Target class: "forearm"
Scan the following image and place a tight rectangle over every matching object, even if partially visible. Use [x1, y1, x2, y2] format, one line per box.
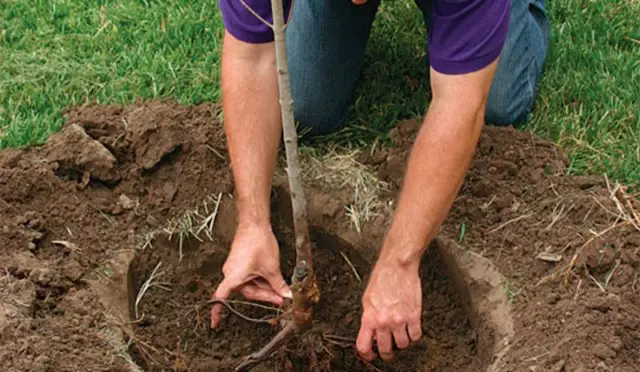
[221, 33, 281, 228]
[380, 100, 483, 266]
[379, 63, 498, 268]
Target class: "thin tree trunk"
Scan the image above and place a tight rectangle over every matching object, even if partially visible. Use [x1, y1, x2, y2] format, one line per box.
[270, 0, 312, 272]
[270, 0, 318, 328]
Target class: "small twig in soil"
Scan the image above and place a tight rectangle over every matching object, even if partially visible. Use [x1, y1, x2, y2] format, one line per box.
[481, 194, 498, 210]
[573, 279, 583, 300]
[545, 202, 573, 231]
[51, 240, 81, 252]
[355, 353, 384, 372]
[632, 273, 639, 293]
[624, 195, 640, 231]
[135, 261, 171, 319]
[234, 322, 298, 371]
[205, 144, 226, 160]
[209, 300, 279, 326]
[339, 250, 362, 282]
[197, 192, 223, 241]
[535, 220, 628, 287]
[142, 231, 157, 250]
[134, 338, 164, 367]
[488, 214, 533, 234]
[587, 269, 606, 292]
[523, 347, 551, 362]
[603, 259, 621, 289]
[562, 220, 626, 287]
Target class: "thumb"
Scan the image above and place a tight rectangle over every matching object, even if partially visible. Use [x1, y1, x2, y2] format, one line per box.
[265, 273, 292, 299]
[210, 278, 235, 329]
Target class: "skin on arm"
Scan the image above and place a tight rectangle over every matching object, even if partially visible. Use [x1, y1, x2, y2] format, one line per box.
[221, 32, 280, 229]
[211, 32, 292, 328]
[356, 58, 500, 361]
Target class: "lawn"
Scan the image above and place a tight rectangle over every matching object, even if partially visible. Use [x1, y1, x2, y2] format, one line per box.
[1, 0, 639, 186]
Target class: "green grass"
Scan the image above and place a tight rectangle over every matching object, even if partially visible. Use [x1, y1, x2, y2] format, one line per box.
[0, 0, 224, 146]
[1, 0, 639, 186]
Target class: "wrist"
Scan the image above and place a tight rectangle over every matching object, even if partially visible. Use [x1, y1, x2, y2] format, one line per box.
[237, 204, 271, 231]
[377, 236, 422, 273]
[377, 222, 431, 272]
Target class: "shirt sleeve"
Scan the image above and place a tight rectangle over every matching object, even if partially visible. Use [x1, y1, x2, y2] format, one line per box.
[219, 0, 293, 44]
[429, 0, 510, 75]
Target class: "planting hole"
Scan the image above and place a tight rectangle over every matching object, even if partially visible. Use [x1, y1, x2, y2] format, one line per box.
[126, 192, 491, 371]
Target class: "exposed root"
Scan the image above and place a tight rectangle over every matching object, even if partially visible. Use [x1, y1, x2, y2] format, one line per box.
[206, 299, 282, 313]
[208, 300, 279, 326]
[235, 322, 298, 371]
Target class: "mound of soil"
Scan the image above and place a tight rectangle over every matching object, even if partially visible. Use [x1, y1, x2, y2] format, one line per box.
[1, 101, 232, 371]
[1, 101, 638, 372]
[366, 119, 640, 371]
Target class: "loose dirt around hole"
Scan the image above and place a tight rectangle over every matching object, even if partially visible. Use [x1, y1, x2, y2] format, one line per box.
[1, 101, 638, 371]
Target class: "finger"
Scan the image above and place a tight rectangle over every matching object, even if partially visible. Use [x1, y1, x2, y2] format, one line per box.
[392, 325, 410, 349]
[264, 273, 292, 299]
[356, 323, 376, 361]
[240, 283, 284, 305]
[375, 329, 394, 361]
[408, 316, 423, 342]
[210, 279, 234, 329]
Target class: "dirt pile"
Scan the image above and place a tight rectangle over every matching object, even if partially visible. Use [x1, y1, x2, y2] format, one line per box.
[1, 101, 231, 371]
[364, 119, 640, 371]
[1, 102, 638, 371]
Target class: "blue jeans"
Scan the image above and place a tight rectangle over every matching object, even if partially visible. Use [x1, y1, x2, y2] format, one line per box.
[285, 0, 550, 135]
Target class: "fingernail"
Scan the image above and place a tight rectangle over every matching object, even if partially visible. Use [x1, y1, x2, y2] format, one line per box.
[284, 289, 293, 299]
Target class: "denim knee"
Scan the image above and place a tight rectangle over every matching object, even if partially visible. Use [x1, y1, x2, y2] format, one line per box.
[485, 82, 534, 126]
[293, 95, 350, 136]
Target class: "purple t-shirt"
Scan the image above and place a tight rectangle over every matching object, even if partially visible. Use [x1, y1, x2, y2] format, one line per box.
[219, 0, 510, 75]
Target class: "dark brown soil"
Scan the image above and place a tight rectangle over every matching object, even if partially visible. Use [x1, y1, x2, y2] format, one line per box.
[127, 193, 483, 372]
[368, 119, 640, 371]
[1, 102, 639, 372]
[0, 101, 231, 371]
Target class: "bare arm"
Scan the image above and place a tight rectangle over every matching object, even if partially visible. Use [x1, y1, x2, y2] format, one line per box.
[211, 32, 291, 328]
[357, 58, 500, 361]
[380, 58, 500, 268]
[221, 32, 281, 229]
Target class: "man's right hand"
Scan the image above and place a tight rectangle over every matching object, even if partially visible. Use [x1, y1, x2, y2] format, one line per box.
[210, 224, 292, 329]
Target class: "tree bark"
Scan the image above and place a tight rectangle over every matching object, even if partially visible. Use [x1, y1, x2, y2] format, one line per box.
[269, 0, 319, 327]
[270, 0, 312, 272]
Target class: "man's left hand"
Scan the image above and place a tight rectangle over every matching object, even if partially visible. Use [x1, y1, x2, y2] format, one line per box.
[356, 259, 423, 362]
